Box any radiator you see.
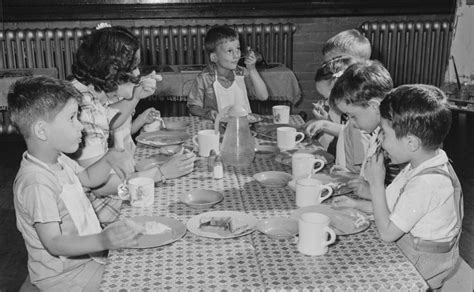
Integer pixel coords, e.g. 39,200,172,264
361,20,453,87
0,23,296,79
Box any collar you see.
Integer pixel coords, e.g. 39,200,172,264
403,149,449,179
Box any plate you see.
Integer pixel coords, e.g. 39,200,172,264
287,173,353,196
187,211,257,239
290,205,370,235
130,216,187,248
275,148,335,166
221,113,263,124
253,171,292,188
255,143,279,158
136,131,190,147
254,123,300,140
163,120,189,131
257,217,298,239
179,189,224,209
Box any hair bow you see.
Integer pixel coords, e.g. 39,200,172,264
332,71,344,78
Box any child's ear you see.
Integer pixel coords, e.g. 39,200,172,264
33,120,48,141
406,134,421,152
368,99,381,109
210,52,217,63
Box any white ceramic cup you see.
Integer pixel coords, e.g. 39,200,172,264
118,177,155,208
292,153,326,180
192,129,220,157
295,178,333,207
272,105,290,124
277,127,305,151
297,212,336,256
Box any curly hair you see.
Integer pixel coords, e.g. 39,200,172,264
71,26,140,93
380,84,452,150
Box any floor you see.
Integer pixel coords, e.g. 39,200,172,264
0,113,472,292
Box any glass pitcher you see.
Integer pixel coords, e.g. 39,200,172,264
215,105,255,167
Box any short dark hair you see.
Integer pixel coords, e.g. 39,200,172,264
380,84,452,150
315,55,358,82
204,25,239,55
7,76,81,138
330,60,393,108
71,26,140,93
322,29,372,60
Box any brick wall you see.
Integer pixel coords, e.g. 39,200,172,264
4,14,448,116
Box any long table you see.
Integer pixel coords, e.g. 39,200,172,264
100,116,429,291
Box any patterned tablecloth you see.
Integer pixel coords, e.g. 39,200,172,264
100,116,428,291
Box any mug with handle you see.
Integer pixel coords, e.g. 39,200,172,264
192,129,220,157
297,212,336,256
292,152,326,180
117,177,155,208
295,178,334,207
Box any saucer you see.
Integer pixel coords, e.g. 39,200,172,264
253,171,292,188
179,189,224,209
257,217,298,239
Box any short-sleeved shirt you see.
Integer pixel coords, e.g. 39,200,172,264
360,127,380,180
386,149,458,242
72,79,119,161
186,63,256,112
14,152,95,287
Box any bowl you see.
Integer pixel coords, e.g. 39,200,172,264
164,120,189,131
253,171,292,188
257,217,298,239
179,189,224,209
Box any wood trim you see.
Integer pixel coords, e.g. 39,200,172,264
2,0,455,21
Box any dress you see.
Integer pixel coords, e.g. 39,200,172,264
186,64,256,114
14,152,105,291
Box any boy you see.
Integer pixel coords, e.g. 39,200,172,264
322,29,372,62
329,60,394,199
8,76,143,291
187,25,269,120
364,84,462,290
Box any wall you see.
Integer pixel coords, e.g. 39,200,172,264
3,14,449,115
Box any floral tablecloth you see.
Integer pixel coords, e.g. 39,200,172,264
100,116,428,291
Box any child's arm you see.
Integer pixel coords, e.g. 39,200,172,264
131,107,160,135
304,119,343,137
35,219,143,256
365,152,405,242
245,52,269,101
189,105,217,120
78,149,135,188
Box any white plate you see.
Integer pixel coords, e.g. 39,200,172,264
253,171,292,188
287,173,353,195
257,217,298,239
130,216,187,248
187,211,257,239
136,131,190,147
179,189,224,209
290,205,370,236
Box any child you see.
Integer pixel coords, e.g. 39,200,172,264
187,25,269,120
8,76,144,291
364,84,463,290
329,60,394,198
70,25,196,217
322,29,372,62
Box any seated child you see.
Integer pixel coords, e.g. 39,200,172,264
187,25,269,120
8,76,144,291
322,29,372,62
328,60,394,198
364,84,463,290
70,25,196,221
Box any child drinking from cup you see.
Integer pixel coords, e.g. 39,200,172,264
70,24,196,222
8,76,144,291
364,84,463,290
187,25,269,120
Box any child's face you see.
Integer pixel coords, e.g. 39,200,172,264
315,79,333,100
45,98,84,154
211,39,241,71
380,118,410,165
336,101,380,133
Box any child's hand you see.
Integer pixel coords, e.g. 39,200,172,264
312,101,329,120
244,50,257,69
138,107,161,125
364,151,386,189
206,110,218,121
347,177,371,200
101,219,144,249
159,150,196,179
331,195,358,209
104,149,135,180
304,119,327,137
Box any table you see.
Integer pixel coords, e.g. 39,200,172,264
100,116,429,291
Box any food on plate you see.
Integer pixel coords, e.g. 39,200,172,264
199,216,249,234
329,209,369,234
142,221,172,235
